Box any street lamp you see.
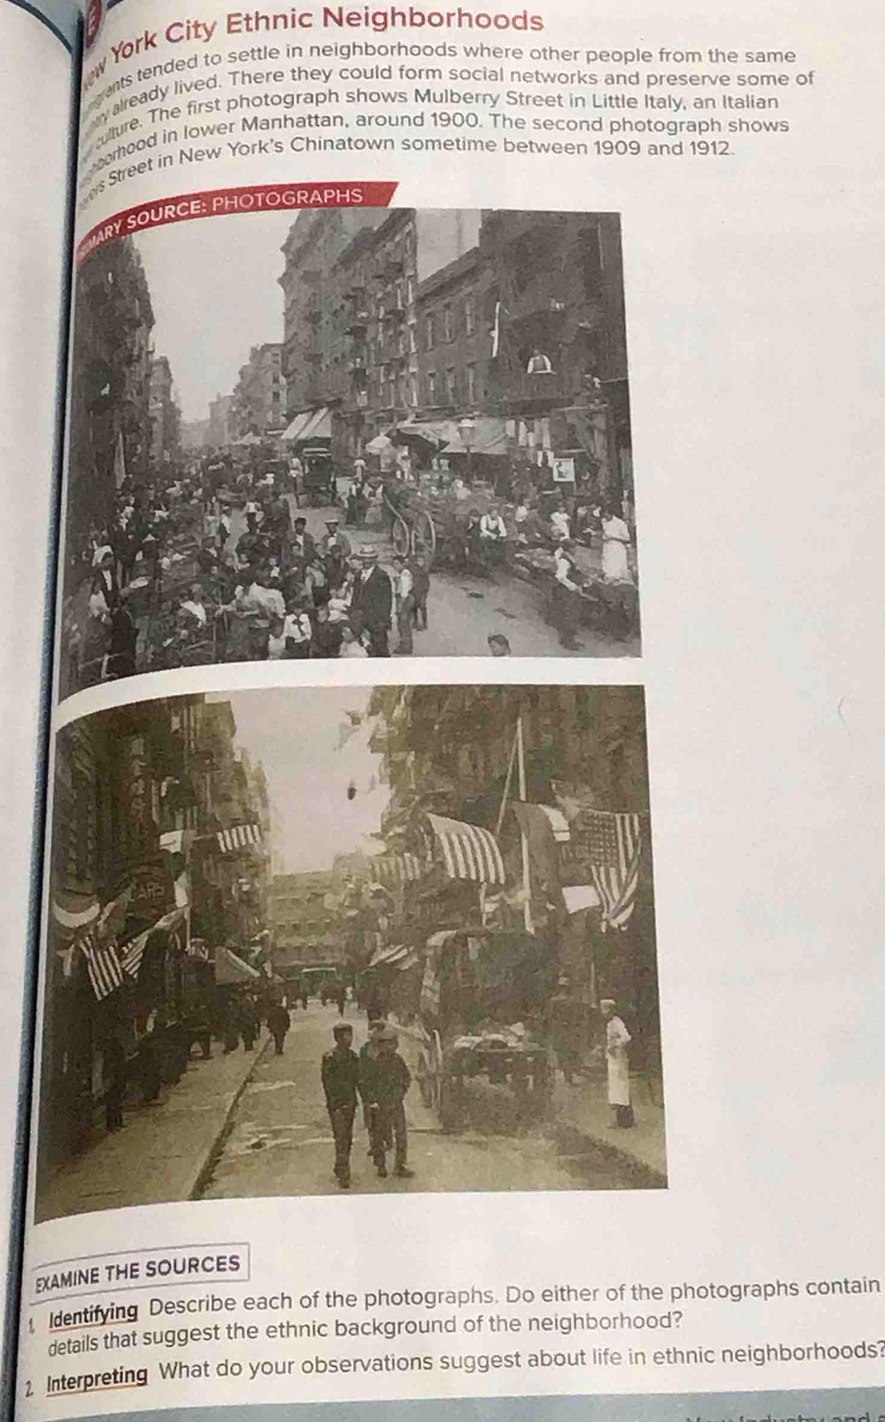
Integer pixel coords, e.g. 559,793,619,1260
458,415,476,486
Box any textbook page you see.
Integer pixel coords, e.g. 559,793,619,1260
15,0,885,1419
0,0,77,1396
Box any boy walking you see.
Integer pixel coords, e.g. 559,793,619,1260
359,1026,415,1180
321,1022,361,1189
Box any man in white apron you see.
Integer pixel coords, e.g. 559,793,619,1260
601,999,634,1127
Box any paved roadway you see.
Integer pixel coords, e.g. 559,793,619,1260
199,1002,635,1199
230,492,639,660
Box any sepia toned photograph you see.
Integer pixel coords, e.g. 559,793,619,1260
36,684,664,1221
59,208,638,697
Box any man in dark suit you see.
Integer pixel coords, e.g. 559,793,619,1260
288,516,315,564
350,548,392,656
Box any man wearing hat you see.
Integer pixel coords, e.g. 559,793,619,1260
321,1022,362,1189
359,1026,414,1179
289,515,315,565
349,547,393,657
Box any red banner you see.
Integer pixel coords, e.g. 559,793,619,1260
76,180,399,267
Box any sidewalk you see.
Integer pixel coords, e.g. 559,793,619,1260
552,1071,667,1187
391,1021,666,1186
38,1038,271,1222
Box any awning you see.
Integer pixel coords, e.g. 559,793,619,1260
215,945,260,984
427,813,506,887
426,929,459,950
51,890,100,937
395,420,460,449
365,432,394,455
282,409,314,442
300,406,332,442
443,416,509,457
373,853,428,888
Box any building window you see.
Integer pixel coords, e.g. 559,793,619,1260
464,293,475,336
426,371,437,405
409,374,418,407
443,305,454,342
445,367,456,404
424,313,435,351
465,363,476,404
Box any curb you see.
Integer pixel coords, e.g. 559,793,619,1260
553,1119,667,1189
189,1035,273,1201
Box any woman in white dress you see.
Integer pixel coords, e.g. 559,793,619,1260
601,508,632,582
601,999,634,1127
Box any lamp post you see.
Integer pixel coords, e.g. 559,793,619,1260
458,415,476,486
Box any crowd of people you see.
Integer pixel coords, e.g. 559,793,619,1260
62,456,437,690
61,442,637,689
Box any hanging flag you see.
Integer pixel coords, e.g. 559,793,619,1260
119,929,150,979
573,811,642,931
80,930,124,1000
427,813,506,887
216,823,262,854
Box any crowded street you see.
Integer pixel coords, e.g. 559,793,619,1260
60,209,640,694
61,466,639,696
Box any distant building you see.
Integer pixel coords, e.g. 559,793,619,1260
149,355,180,468
267,870,340,966
207,392,234,447
180,418,210,450
231,342,286,437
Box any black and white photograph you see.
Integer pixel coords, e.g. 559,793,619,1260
59,208,638,697
36,684,663,1221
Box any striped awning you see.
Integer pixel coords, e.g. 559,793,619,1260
51,890,100,936
300,405,332,442
216,823,261,854
282,409,314,442
427,814,506,887
373,853,428,888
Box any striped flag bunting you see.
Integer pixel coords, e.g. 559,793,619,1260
574,810,642,931
426,814,506,887
119,929,150,979
216,823,262,854
373,853,427,888
119,907,188,980
79,930,124,1001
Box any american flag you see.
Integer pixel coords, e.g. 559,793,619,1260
427,813,506,887
574,811,642,931
79,930,124,1000
216,823,262,854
